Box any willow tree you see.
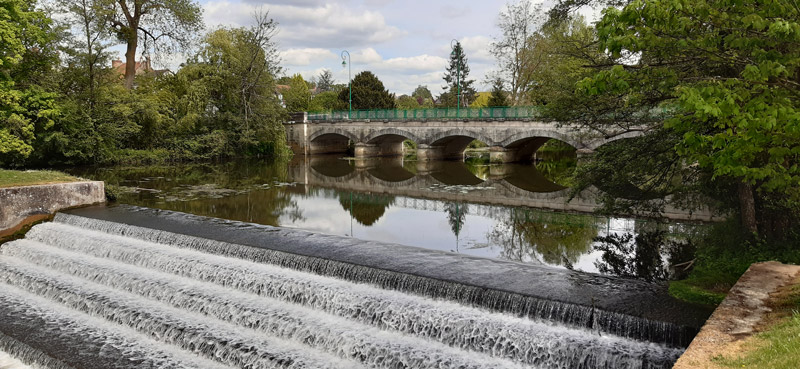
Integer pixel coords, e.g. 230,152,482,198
107,0,202,88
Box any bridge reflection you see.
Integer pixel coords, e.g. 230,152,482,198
288,156,714,222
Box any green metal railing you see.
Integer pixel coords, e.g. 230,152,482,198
307,106,543,121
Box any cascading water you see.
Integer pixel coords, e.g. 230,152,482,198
0,207,700,369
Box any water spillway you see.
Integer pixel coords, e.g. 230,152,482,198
0,205,711,368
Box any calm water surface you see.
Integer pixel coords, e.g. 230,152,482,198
71,154,704,280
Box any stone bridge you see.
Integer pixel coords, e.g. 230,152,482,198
284,115,643,162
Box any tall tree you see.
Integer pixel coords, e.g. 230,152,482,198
315,69,334,92
0,0,60,165
440,41,476,107
337,71,395,110
580,0,800,234
191,12,285,153
283,73,310,112
60,0,113,113
487,77,508,107
107,0,202,89
490,0,542,105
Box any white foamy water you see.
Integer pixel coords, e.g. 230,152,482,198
0,216,684,369
0,350,31,369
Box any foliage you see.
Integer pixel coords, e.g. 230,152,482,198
411,85,432,101
526,16,599,110
593,228,696,282
283,74,310,112
395,94,419,109
337,71,395,110
440,41,476,107
582,0,800,235
469,92,490,108
487,77,508,107
309,91,343,112
0,0,60,166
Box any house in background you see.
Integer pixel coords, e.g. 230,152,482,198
112,57,170,78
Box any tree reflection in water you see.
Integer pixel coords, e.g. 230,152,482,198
338,192,396,226
445,202,468,251
593,226,697,281
487,208,600,267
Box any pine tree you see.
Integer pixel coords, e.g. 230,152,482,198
487,78,509,107
440,41,476,107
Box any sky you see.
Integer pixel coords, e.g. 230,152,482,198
134,0,601,96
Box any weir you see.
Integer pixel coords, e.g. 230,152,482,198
0,205,713,368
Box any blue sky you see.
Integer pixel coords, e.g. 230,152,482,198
130,1,600,95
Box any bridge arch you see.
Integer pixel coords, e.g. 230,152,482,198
308,129,358,155
364,128,423,144
424,129,495,147
308,129,359,143
499,130,582,149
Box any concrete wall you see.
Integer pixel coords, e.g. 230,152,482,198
0,181,105,237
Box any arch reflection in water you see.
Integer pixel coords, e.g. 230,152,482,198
70,157,710,278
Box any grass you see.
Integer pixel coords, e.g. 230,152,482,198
0,169,80,188
669,279,728,305
715,277,800,369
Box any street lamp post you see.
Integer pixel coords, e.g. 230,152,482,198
341,50,351,119
450,39,461,117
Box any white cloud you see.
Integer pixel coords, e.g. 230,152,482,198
351,48,383,64
204,1,405,49
459,36,494,64
280,48,336,66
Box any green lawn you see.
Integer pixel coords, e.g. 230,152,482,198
716,278,800,369
0,169,80,188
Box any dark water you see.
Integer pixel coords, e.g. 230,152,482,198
70,154,705,280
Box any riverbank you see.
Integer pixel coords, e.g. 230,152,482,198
673,261,800,369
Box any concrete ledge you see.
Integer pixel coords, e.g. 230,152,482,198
0,181,105,237
673,261,800,368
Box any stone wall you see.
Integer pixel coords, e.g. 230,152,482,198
0,181,105,237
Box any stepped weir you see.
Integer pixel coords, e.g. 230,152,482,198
0,205,712,369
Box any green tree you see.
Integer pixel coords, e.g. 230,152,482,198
337,71,395,110
580,0,800,234
175,13,286,157
487,78,508,107
106,0,202,89
283,74,310,112
0,0,60,165
309,90,342,112
440,41,476,107
395,94,419,109
412,85,432,101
